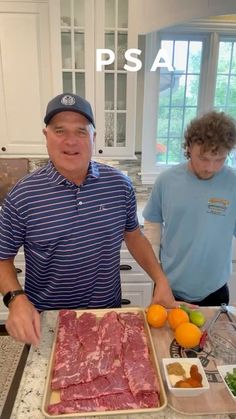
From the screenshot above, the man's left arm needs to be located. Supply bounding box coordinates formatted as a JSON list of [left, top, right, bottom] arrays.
[[124, 228, 178, 308]]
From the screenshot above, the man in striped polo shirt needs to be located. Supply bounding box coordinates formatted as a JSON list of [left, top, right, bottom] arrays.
[[0, 93, 178, 346]]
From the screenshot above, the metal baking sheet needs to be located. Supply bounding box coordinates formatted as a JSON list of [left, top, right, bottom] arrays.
[[42, 307, 167, 417]]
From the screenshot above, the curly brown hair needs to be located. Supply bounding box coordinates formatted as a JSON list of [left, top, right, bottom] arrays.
[[183, 111, 236, 159]]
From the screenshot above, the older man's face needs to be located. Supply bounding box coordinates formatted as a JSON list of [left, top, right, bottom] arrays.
[[43, 111, 95, 184]]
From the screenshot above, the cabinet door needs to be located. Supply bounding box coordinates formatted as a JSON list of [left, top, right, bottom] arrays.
[[51, 0, 138, 158], [0, 2, 52, 156], [121, 282, 153, 307], [95, 0, 137, 158]]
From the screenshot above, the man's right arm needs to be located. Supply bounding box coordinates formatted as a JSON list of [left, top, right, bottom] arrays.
[[0, 259, 41, 346]]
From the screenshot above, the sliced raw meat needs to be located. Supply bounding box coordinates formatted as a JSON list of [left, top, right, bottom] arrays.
[[123, 356, 159, 395], [119, 313, 160, 397], [135, 391, 160, 408], [61, 364, 129, 401], [48, 389, 159, 414], [99, 311, 124, 356], [51, 310, 81, 390], [77, 312, 99, 351], [119, 312, 144, 329], [49, 310, 160, 413]]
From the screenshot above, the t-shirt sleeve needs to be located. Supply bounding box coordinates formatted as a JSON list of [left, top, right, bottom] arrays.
[[234, 221, 236, 238], [0, 196, 25, 260], [142, 176, 163, 223], [125, 181, 139, 232]]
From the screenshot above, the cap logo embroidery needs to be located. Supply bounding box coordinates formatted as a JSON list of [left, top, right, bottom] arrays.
[[61, 95, 76, 106]]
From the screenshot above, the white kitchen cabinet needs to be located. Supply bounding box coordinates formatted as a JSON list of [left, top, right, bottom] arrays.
[[120, 242, 154, 307], [0, 1, 52, 156], [49, 0, 138, 158]]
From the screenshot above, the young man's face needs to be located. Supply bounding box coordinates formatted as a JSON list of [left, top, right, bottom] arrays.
[[188, 143, 228, 180], [43, 111, 95, 183]]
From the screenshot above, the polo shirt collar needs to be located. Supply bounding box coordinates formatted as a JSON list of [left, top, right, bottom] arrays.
[[46, 160, 100, 186]]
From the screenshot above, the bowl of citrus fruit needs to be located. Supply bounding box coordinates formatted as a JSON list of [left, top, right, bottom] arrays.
[[146, 304, 206, 349]]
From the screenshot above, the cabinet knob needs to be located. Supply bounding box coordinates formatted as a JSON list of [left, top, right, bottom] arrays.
[[1, 146, 6, 151], [98, 149, 103, 154], [120, 264, 132, 271]]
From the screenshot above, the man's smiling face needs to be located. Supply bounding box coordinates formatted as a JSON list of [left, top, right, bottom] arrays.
[[43, 111, 95, 184]]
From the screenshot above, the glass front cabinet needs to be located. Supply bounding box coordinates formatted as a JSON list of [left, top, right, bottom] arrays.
[[50, 0, 137, 158]]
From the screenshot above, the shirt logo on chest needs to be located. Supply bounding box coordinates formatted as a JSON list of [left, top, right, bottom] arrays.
[[207, 197, 229, 216], [99, 204, 107, 211]]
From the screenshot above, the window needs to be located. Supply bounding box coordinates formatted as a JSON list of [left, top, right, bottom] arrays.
[[141, 19, 236, 183], [214, 38, 236, 116]]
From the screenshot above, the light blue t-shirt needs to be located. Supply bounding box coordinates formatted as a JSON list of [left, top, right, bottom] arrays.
[[143, 163, 236, 301]]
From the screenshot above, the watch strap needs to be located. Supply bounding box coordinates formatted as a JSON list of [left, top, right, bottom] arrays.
[[3, 290, 25, 307]]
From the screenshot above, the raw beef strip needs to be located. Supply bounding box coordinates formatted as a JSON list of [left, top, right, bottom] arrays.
[[123, 356, 159, 395], [48, 391, 139, 414], [77, 312, 99, 351], [135, 391, 160, 408], [120, 314, 160, 397], [99, 311, 124, 356], [48, 398, 103, 414], [122, 325, 149, 359], [61, 363, 129, 401], [48, 389, 158, 414], [51, 310, 81, 390], [99, 391, 140, 410], [119, 312, 144, 329]]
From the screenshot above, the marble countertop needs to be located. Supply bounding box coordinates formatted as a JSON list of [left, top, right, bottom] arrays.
[[10, 310, 235, 419]]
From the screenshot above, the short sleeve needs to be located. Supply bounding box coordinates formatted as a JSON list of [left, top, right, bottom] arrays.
[[0, 196, 25, 260], [142, 176, 163, 223], [125, 181, 139, 232]]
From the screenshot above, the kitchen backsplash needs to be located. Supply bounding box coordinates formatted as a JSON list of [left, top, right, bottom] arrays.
[[0, 158, 28, 205], [0, 154, 152, 205]]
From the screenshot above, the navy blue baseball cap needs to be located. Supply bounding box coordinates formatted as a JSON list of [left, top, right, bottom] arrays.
[[44, 93, 95, 127]]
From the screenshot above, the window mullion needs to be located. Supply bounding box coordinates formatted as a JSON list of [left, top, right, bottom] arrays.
[[199, 32, 219, 113], [225, 42, 234, 109]]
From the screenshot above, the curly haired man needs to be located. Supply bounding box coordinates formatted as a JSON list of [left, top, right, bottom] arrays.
[[143, 111, 236, 306]]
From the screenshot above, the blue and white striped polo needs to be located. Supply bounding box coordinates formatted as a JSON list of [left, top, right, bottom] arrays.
[[0, 161, 139, 311]]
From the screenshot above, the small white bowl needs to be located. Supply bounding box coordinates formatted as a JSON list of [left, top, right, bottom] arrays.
[[217, 364, 236, 400], [162, 358, 209, 397]]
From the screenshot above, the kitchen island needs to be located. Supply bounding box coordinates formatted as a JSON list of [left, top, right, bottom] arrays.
[[11, 310, 235, 419]]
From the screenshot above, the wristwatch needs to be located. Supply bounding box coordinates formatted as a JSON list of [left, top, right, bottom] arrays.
[[3, 290, 25, 308]]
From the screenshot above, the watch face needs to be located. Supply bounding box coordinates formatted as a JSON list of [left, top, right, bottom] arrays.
[[3, 291, 12, 307], [3, 290, 25, 307]]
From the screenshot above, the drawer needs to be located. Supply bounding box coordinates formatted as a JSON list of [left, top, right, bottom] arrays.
[[120, 247, 133, 260], [121, 282, 153, 307], [120, 259, 145, 274], [121, 271, 152, 284]]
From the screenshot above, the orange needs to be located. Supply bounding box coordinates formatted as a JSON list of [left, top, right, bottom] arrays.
[[167, 307, 189, 330], [146, 304, 167, 328], [175, 322, 202, 348]]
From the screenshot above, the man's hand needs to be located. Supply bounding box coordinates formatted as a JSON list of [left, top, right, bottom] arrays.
[[152, 278, 198, 309], [5, 294, 41, 347]]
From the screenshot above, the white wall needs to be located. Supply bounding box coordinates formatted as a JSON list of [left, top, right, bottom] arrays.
[[135, 0, 236, 34]]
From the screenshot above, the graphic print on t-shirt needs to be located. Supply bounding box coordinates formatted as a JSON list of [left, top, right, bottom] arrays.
[[207, 197, 229, 216]]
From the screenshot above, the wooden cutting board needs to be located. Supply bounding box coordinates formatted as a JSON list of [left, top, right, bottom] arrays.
[[150, 307, 236, 415]]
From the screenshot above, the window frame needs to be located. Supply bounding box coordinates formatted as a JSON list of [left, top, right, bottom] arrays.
[[141, 18, 236, 184]]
